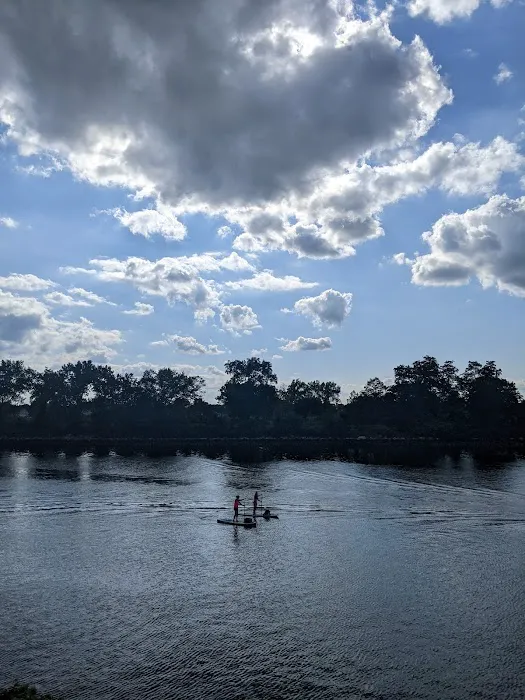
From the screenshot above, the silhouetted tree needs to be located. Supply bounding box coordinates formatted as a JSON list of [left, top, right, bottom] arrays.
[[0, 355, 522, 441], [0, 360, 35, 405], [218, 358, 278, 420]]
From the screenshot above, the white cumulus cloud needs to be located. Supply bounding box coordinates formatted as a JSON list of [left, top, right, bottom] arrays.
[[284, 289, 353, 328], [123, 302, 154, 316], [61, 252, 255, 320], [0, 216, 19, 229], [68, 287, 116, 305], [407, 0, 511, 24], [44, 292, 92, 307], [151, 334, 225, 355], [406, 195, 525, 297], [107, 201, 187, 240], [0, 290, 123, 366], [0, 274, 57, 292], [220, 305, 261, 335], [494, 63, 513, 85], [280, 336, 332, 351], [225, 270, 318, 292]]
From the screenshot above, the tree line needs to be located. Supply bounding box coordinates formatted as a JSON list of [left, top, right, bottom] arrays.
[[0, 356, 523, 440]]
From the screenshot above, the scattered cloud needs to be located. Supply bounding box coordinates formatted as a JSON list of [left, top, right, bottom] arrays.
[[44, 291, 92, 307], [59, 266, 98, 277], [284, 289, 353, 328], [494, 63, 513, 85], [68, 287, 117, 306], [280, 336, 332, 352], [225, 271, 318, 293], [406, 195, 525, 297], [407, 0, 511, 24], [43, 288, 116, 307], [0, 290, 123, 366], [217, 226, 233, 239], [123, 302, 154, 316], [250, 348, 269, 356], [391, 252, 414, 266], [219, 305, 261, 335], [0, 216, 19, 229], [0, 274, 57, 292], [105, 201, 187, 240], [151, 334, 225, 355], [60, 253, 255, 319]]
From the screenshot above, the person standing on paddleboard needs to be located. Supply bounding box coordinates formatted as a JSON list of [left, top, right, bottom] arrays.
[[233, 495, 243, 522], [253, 491, 260, 517]]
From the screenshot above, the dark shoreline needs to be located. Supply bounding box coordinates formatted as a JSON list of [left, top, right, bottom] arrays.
[[1, 436, 524, 465]]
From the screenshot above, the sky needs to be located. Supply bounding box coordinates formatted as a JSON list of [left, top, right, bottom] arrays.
[[0, 0, 524, 401]]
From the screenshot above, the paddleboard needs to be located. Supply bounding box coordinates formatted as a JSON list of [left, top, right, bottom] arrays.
[[217, 518, 256, 528], [254, 513, 279, 519]]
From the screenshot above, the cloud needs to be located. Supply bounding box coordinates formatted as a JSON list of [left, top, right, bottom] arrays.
[[44, 291, 93, 307], [151, 334, 225, 355], [494, 63, 513, 85], [250, 348, 269, 356], [225, 270, 318, 292], [219, 305, 261, 335], [106, 201, 187, 240], [280, 336, 332, 351], [68, 287, 116, 305], [0, 290, 123, 366], [123, 302, 154, 316], [61, 252, 255, 319], [284, 289, 353, 328], [0, 273, 57, 292], [391, 252, 414, 266], [0, 292, 45, 343], [217, 226, 233, 239], [0, 216, 19, 229], [0, 1, 452, 246], [407, 0, 511, 24], [43, 288, 116, 307], [230, 137, 523, 258], [407, 195, 525, 297]]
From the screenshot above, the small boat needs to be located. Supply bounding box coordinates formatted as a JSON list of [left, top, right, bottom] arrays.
[[217, 518, 256, 529]]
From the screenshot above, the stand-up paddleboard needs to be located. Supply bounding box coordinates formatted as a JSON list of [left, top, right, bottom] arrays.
[[217, 518, 256, 528], [253, 513, 279, 519]]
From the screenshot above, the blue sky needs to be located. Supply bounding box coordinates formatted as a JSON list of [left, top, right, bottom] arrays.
[[0, 0, 524, 400]]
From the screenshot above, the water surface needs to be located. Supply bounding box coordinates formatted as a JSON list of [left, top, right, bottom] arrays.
[[1, 452, 524, 700]]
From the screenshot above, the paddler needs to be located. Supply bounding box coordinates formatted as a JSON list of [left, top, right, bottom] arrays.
[[253, 491, 260, 517], [233, 495, 243, 522]]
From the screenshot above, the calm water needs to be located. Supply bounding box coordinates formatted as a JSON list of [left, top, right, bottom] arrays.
[[1, 452, 525, 700]]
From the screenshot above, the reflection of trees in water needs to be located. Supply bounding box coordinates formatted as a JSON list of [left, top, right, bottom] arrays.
[[1, 437, 521, 468]]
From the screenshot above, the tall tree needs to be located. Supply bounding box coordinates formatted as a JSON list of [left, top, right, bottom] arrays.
[[218, 358, 278, 417], [0, 360, 35, 405]]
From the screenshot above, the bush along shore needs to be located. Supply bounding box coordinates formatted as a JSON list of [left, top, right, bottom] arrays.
[[0, 356, 523, 453]]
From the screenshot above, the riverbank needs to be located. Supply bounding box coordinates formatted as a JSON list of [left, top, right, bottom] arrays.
[[1, 435, 523, 465], [0, 684, 58, 700]]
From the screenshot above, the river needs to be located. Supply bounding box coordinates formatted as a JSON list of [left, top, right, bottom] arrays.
[[1, 451, 524, 700]]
